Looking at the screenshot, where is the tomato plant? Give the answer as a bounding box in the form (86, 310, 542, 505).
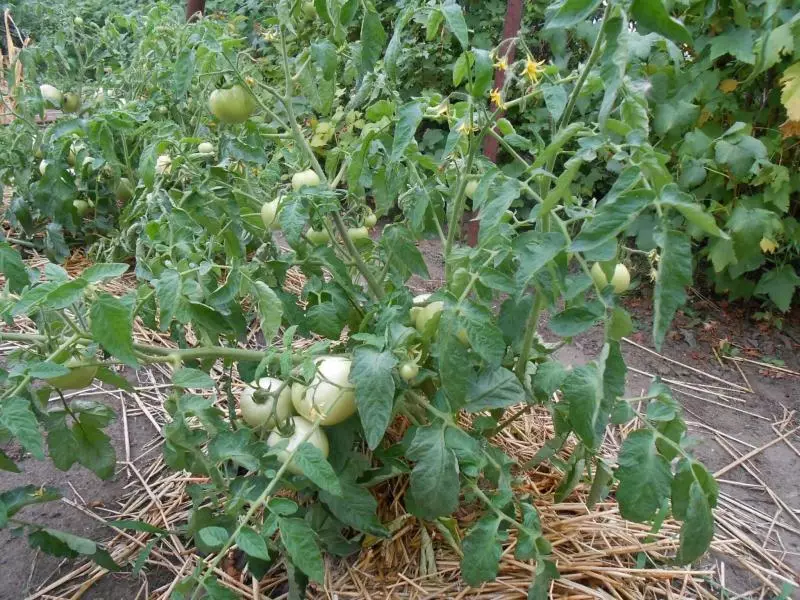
(0, 0, 741, 597)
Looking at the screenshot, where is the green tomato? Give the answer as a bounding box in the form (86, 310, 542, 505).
(293, 356, 357, 425)
(301, 1, 317, 19)
(363, 211, 377, 228)
(291, 168, 320, 191)
(399, 362, 419, 382)
(346, 226, 370, 242)
(306, 227, 330, 245)
(62, 92, 81, 113)
(464, 179, 479, 200)
(197, 142, 215, 155)
(261, 200, 281, 230)
(38, 160, 48, 177)
(611, 263, 631, 294)
(74, 16, 84, 26)
(39, 84, 63, 108)
(46, 363, 97, 389)
(208, 85, 256, 124)
(239, 377, 293, 429)
(267, 416, 329, 476)
(590, 262, 608, 289)
(116, 177, 134, 202)
(73, 199, 90, 216)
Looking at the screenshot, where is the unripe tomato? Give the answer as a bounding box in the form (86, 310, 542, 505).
(346, 226, 370, 242)
(208, 85, 255, 124)
(590, 263, 608, 289)
(115, 177, 134, 202)
(301, 1, 317, 19)
(73, 16, 84, 26)
(293, 356, 357, 425)
(39, 84, 63, 108)
(239, 377, 293, 429)
(157, 105, 168, 115)
(261, 199, 280, 230)
(73, 199, 90, 216)
(363, 211, 377, 228)
(155, 154, 171, 175)
(464, 179, 479, 200)
(197, 142, 215, 155)
(38, 160, 48, 177)
(291, 168, 320, 191)
(399, 362, 419, 382)
(414, 301, 444, 333)
(611, 263, 631, 294)
(267, 416, 329, 476)
(306, 227, 330, 245)
(46, 363, 97, 389)
(62, 92, 81, 113)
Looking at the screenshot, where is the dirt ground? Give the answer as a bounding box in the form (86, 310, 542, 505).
(1, 235, 798, 598)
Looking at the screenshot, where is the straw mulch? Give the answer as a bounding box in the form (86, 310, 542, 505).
(1, 254, 797, 599)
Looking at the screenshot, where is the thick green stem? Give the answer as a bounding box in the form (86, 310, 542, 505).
(514, 293, 545, 382)
(558, 2, 612, 130)
(1, 334, 82, 401)
(329, 213, 385, 300)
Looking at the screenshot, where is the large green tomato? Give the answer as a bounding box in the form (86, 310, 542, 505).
(291, 169, 321, 191)
(611, 264, 630, 293)
(62, 92, 81, 113)
(46, 363, 97, 389)
(346, 226, 370, 242)
(293, 356, 357, 425)
(590, 263, 608, 289)
(267, 416, 329, 476)
(208, 85, 256, 124)
(414, 301, 444, 333)
(306, 228, 330, 245)
(39, 84, 63, 108)
(73, 200, 90, 216)
(240, 377, 293, 429)
(197, 142, 215, 155)
(464, 179, 479, 200)
(115, 177, 134, 203)
(261, 200, 281, 230)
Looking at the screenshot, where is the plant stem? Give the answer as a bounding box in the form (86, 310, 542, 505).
(558, 2, 612, 130)
(1, 334, 82, 402)
(329, 212, 385, 300)
(514, 292, 545, 382)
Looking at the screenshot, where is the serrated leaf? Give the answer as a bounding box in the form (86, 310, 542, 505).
(279, 517, 325, 582)
(351, 347, 397, 449)
(172, 368, 215, 389)
(390, 102, 423, 162)
(197, 526, 229, 549)
(653, 230, 692, 350)
(630, 0, 691, 45)
(754, 266, 799, 313)
(461, 515, 503, 586)
(0, 485, 61, 517)
(546, 0, 602, 29)
(461, 303, 506, 366)
(90, 293, 138, 367)
(608, 307, 633, 341)
(549, 306, 602, 337)
(318, 464, 388, 537)
(73, 421, 116, 479)
(81, 263, 129, 283)
(381, 225, 429, 280)
(360, 9, 386, 74)
(441, 3, 468, 49)
(528, 559, 560, 600)
(0, 243, 29, 293)
(677, 480, 715, 563)
(615, 429, 672, 522)
(660, 185, 727, 239)
(563, 364, 604, 449)
(154, 269, 181, 330)
(0, 396, 44, 459)
(406, 424, 459, 519)
(252, 281, 283, 343)
(29, 361, 70, 379)
(464, 367, 525, 412)
(571, 190, 653, 252)
(236, 527, 270, 560)
(293, 442, 341, 496)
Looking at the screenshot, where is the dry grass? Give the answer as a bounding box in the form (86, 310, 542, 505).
(1, 254, 797, 599)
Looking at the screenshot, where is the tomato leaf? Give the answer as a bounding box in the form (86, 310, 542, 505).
(318, 464, 389, 537)
(615, 429, 673, 522)
(279, 517, 325, 582)
(293, 442, 342, 496)
(0, 396, 44, 460)
(546, 0, 603, 29)
(571, 189, 653, 252)
(405, 423, 460, 519)
(360, 9, 386, 74)
(0, 243, 29, 293)
(563, 364, 605, 449)
(390, 101, 423, 162)
(653, 230, 692, 350)
(461, 515, 503, 586)
(73, 420, 116, 480)
(351, 347, 397, 450)
(0, 448, 20, 473)
(441, 3, 468, 49)
(630, 0, 692, 46)
(172, 368, 215, 389)
(90, 292, 138, 367)
(236, 527, 270, 561)
(464, 367, 524, 412)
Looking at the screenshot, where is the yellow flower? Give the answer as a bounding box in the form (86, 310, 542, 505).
(457, 120, 475, 135)
(489, 88, 506, 109)
(523, 55, 545, 82)
(719, 78, 738, 93)
(494, 56, 508, 71)
(760, 237, 778, 254)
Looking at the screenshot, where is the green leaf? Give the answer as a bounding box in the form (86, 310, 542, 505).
(461, 303, 506, 366)
(532, 361, 568, 401)
(541, 83, 568, 122)
(549, 306, 602, 337)
(293, 442, 342, 496)
(546, 0, 603, 29)
(677, 480, 715, 563)
(172, 368, 215, 389)
(471, 49, 494, 99)
(94, 367, 133, 392)
(709, 28, 755, 64)
(381, 225, 429, 280)
(599, 341, 626, 405)
(607, 307, 633, 341)
(563, 364, 604, 449)
(360, 9, 386, 74)
(351, 347, 397, 449)
(236, 527, 270, 560)
(0, 485, 61, 517)
(406, 424, 460, 519)
(464, 367, 525, 412)
(90, 293, 138, 367)
(630, 0, 692, 45)
(571, 190, 653, 252)
(528, 559, 560, 600)
(0, 243, 29, 293)
(390, 102, 423, 162)
(198, 526, 230, 549)
(515, 503, 543, 560)
(279, 517, 325, 582)
(318, 465, 388, 537)
(615, 429, 672, 522)
(73, 422, 116, 479)
(154, 269, 182, 330)
(441, 3, 468, 49)
(81, 263, 129, 283)
(438, 311, 475, 409)
(660, 185, 726, 239)
(653, 230, 692, 350)
(461, 515, 503, 586)
(29, 361, 71, 379)
(514, 232, 567, 288)
(252, 281, 284, 342)
(0, 448, 20, 473)
(29, 528, 94, 556)
(754, 266, 799, 313)
(0, 396, 44, 459)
